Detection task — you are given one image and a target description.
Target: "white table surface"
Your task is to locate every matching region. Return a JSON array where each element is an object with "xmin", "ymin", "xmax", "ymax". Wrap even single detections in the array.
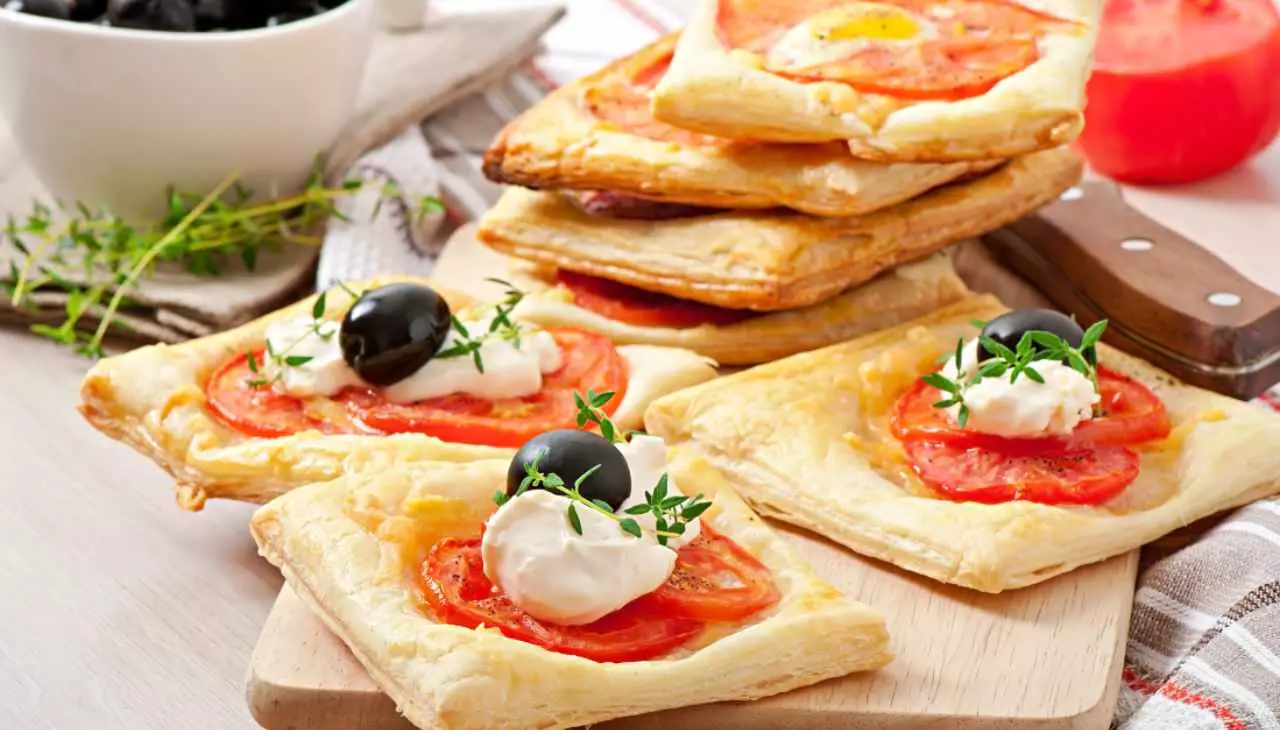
[{"xmin": 1, "ymin": 129, "xmax": 1277, "ymax": 730}]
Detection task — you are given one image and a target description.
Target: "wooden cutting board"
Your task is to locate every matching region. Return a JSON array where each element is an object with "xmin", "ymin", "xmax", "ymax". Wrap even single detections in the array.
[{"xmin": 245, "ymin": 230, "xmax": 1138, "ymax": 730}]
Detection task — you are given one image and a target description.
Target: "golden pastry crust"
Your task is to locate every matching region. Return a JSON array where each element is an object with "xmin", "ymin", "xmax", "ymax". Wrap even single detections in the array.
[
  {"xmin": 484, "ymin": 33, "xmax": 993, "ymax": 217},
  {"xmin": 651, "ymin": 0, "xmax": 1101, "ymax": 162},
  {"xmin": 79, "ymin": 276, "xmax": 716, "ymax": 511},
  {"xmin": 250, "ymin": 455, "xmax": 892, "ymax": 730},
  {"xmin": 512, "ymin": 251, "xmax": 972, "ymax": 365},
  {"xmin": 645, "ymin": 295, "xmax": 1280, "ymax": 592},
  {"xmin": 479, "ymin": 147, "xmax": 1081, "ymax": 311}
]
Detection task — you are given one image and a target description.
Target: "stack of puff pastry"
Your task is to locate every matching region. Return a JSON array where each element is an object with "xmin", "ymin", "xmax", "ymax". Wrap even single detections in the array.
[{"xmin": 476, "ymin": 32, "xmax": 1086, "ymax": 367}]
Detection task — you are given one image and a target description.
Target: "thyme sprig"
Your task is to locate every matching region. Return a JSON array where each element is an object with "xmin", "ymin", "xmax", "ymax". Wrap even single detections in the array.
[
  {"xmin": 434, "ymin": 278, "xmax": 526, "ymax": 374},
  {"xmin": 494, "ymin": 454, "xmax": 711, "ymax": 546},
  {"xmin": 574, "ymin": 388, "xmax": 623, "ymax": 444},
  {"xmin": 2, "ymin": 165, "xmax": 444, "ymax": 358},
  {"xmin": 621, "ymin": 474, "xmax": 712, "ymax": 547},
  {"xmin": 926, "ymin": 320, "xmax": 1109, "ymax": 427}
]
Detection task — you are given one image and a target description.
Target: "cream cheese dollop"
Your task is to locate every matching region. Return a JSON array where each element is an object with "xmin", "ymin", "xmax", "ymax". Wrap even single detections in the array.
[
  {"xmin": 261, "ymin": 313, "xmax": 561, "ymax": 403},
  {"xmin": 480, "ymin": 435, "xmax": 702, "ymax": 625},
  {"xmin": 940, "ymin": 340, "xmax": 1100, "ymax": 437},
  {"xmin": 262, "ymin": 318, "xmax": 364, "ymax": 397},
  {"xmin": 384, "ymin": 325, "xmax": 561, "ymax": 403}
]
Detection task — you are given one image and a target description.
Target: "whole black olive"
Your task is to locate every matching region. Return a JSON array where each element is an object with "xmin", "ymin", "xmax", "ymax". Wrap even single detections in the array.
[
  {"xmin": 339, "ymin": 283, "xmax": 452, "ymax": 387},
  {"xmin": 69, "ymin": 0, "xmax": 106, "ymax": 20},
  {"xmin": 10, "ymin": 0, "xmax": 72, "ymax": 19},
  {"xmin": 264, "ymin": 9, "xmax": 308, "ymax": 25},
  {"xmin": 192, "ymin": 0, "xmax": 227, "ymax": 29},
  {"xmin": 978, "ymin": 309, "xmax": 1095, "ymax": 364},
  {"xmin": 507, "ymin": 430, "xmax": 631, "ymax": 512},
  {"xmin": 107, "ymin": 0, "xmax": 195, "ymax": 30}
]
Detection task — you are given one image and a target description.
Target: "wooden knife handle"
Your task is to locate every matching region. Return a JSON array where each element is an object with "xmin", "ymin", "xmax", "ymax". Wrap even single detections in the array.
[{"xmin": 996, "ymin": 181, "xmax": 1280, "ymax": 368}]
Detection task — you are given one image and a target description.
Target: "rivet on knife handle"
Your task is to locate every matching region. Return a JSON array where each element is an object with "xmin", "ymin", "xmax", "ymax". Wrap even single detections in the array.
[{"xmin": 990, "ymin": 181, "xmax": 1280, "ymax": 369}]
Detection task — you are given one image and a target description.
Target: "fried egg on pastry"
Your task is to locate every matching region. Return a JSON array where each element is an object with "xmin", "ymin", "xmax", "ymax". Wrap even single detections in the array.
[
  {"xmin": 651, "ymin": 0, "xmax": 1100, "ymax": 162},
  {"xmin": 249, "ymin": 455, "xmax": 891, "ymax": 730},
  {"xmin": 644, "ymin": 296, "xmax": 1280, "ymax": 592},
  {"xmin": 78, "ymin": 276, "xmax": 716, "ymax": 510},
  {"xmin": 484, "ymin": 32, "xmax": 994, "ymax": 217},
  {"xmin": 478, "ymin": 147, "xmax": 1082, "ymax": 311}
]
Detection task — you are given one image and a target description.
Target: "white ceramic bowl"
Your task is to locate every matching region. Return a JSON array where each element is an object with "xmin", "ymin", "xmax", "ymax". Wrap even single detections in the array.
[{"xmin": 0, "ymin": 0, "xmax": 374, "ymax": 222}]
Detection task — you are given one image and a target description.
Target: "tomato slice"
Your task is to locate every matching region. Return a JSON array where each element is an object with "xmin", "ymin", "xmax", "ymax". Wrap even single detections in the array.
[
  {"xmin": 903, "ymin": 439, "xmax": 1141, "ymax": 505},
  {"xmin": 890, "ymin": 367, "xmax": 1170, "ymax": 448},
  {"xmin": 339, "ymin": 329, "xmax": 628, "ymax": 448},
  {"xmin": 418, "ymin": 538, "xmax": 704, "ymax": 663},
  {"xmin": 647, "ymin": 525, "xmax": 781, "ymax": 622},
  {"xmin": 581, "ymin": 41, "xmax": 726, "ymax": 147},
  {"xmin": 1078, "ymin": 0, "xmax": 1280, "ymax": 182},
  {"xmin": 557, "ymin": 270, "xmax": 758, "ymax": 329},
  {"xmin": 564, "ymin": 190, "xmax": 717, "ymax": 220},
  {"xmin": 717, "ymin": 0, "xmax": 1073, "ymax": 101},
  {"xmin": 205, "ymin": 353, "xmax": 361, "ymax": 438}
]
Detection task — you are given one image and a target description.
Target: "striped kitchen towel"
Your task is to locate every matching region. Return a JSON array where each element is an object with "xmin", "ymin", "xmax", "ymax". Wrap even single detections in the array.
[{"xmin": 315, "ymin": 2, "xmax": 1280, "ymax": 728}]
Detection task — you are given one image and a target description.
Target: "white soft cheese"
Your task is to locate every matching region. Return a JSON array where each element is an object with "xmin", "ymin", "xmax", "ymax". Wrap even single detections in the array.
[
  {"xmin": 615, "ymin": 434, "xmax": 701, "ymax": 549},
  {"xmin": 941, "ymin": 340, "xmax": 1099, "ymax": 437},
  {"xmin": 263, "ymin": 313, "xmax": 562, "ymax": 403},
  {"xmin": 481, "ymin": 434, "xmax": 703, "ymax": 625},
  {"xmin": 383, "ymin": 326, "xmax": 561, "ymax": 403},
  {"xmin": 263, "ymin": 317, "xmax": 364, "ymax": 397}
]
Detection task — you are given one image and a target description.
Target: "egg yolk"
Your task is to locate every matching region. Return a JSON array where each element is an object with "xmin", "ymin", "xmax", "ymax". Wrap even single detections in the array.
[{"xmin": 809, "ymin": 3, "xmax": 923, "ymax": 42}]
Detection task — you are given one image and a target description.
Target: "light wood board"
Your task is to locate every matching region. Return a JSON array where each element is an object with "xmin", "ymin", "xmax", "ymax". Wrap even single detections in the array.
[{"xmin": 246, "ymin": 231, "xmax": 1139, "ymax": 730}]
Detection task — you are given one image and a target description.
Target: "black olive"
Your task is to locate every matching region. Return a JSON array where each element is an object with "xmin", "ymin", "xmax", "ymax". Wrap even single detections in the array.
[
  {"xmin": 339, "ymin": 283, "xmax": 452, "ymax": 387},
  {"xmin": 264, "ymin": 9, "xmax": 308, "ymax": 25},
  {"xmin": 11, "ymin": 0, "xmax": 72, "ymax": 19},
  {"xmin": 978, "ymin": 309, "xmax": 1095, "ymax": 364},
  {"xmin": 69, "ymin": 0, "xmax": 106, "ymax": 20},
  {"xmin": 107, "ymin": 0, "xmax": 195, "ymax": 30},
  {"xmin": 191, "ymin": 0, "xmax": 228, "ymax": 29},
  {"xmin": 507, "ymin": 430, "xmax": 631, "ymax": 512}
]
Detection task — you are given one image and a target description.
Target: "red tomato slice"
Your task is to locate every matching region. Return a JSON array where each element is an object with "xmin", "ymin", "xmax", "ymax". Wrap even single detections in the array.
[
  {"xmin": 339, "ymin": 329, "xmax": 628, "ymax": 448},
  {"xmin": 890, "ymin": 366, "xmax": 1170, "ymax": 448},
  {"xmin": 903, "ymin": 439, "xmax": 1141, "ymax": 505},
  {"xmin": 205, "ymin": 353, "xmax": 362, "ymax": 438},
  {"xmin": 581, "ymin": 41, "xmax": 726, "ymax": 147},
  {"xmin": 1078, "ymin": 0, "xmax": 1280, "ymax": 183},
  {"xmin": 557, "ymin": 270, "xmax": 758, "ymax": 329},
  {"xmin": 717, "ymin": 0, "xmax": 1073, "ymax": 101},
  {"xmin": 417, "ymin": 538, "xmax": 704, "ymax": 663},
  {"xmin": 647, "ymin": 525, "xmax": 781, "ymax": 622}
]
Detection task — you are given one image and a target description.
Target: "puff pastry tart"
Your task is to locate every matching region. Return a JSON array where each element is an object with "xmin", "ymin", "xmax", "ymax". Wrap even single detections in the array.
[
  {"xmin": 251, "ymin": 420, "xmax": 891, "ymax": 730},
  {"xmin": 646, "ymin": 295, "xmax": 1280, "ymax": 592},
  {"xmin": 479, "ymin": 146, "xmax": 1080, "ymax": 311},
  {"xmin": 651, "ymin": 0, "xmax": 1101, "ymax": 162},
  {"xmin": 484, "ymin": 33, "xmax": 993, "ymax": 217},
  {"xmin": 511, "ymin": 251, "xmax": 971, "ymax": 366},
  {"xmin": 79, "ymin": 277, "xmax": 715, "ymax": 510}
]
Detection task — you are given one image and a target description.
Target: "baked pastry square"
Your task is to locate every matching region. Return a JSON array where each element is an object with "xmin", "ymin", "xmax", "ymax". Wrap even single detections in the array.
[
  {"xmin": 651, "ymin": 0, "xmax": 1100, "ymax": 162},
  {"xmin": 250, "ymin": 455, "xmax": 892, "ymax": 730},
  {"xmin": 645, "ymin": 295, "xmax": 1280, "ymax": 592},
  {"xmin": 479, "ymin": 146, "xmax": 1081, "ymax": 311},
  {"xmin": 511, "ymin": 250, "xmax": 973, "ymax": 365},
  {"xmin": 484, "ymin": 32, "xmax": 992, "ymax": 217},
  {"xmin": 79, "ymin": 276, "xmax": 716, "ymax": 510}
]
